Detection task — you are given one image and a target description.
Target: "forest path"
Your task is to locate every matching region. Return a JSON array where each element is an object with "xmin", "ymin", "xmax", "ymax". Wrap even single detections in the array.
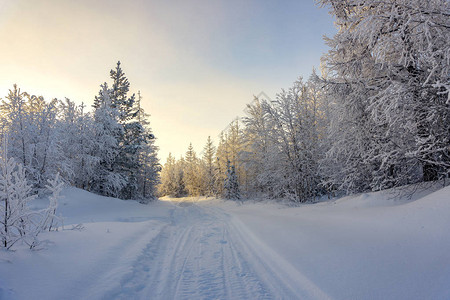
[{"xmin": 97, "ymin": 198, "xmax": 327, "ymax": 300}]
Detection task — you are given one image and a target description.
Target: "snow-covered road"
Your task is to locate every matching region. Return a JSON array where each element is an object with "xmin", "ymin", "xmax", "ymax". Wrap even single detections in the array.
[
  {"xmin": 1, "ymin": 186, "xmax": 449, "ymax": 300},
  {"xmin": 100, "ymin": 199, "xmax": 328, "ymax": 299}
]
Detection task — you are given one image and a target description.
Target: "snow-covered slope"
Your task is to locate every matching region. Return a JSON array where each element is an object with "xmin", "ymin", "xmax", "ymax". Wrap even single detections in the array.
[
  {"xmin": 1, "ymin": 185, "xmax": 449, "ymax": 299},
  {"xmin": 216, "ymin": 185, "xmax": 450, "ymax": 300}
]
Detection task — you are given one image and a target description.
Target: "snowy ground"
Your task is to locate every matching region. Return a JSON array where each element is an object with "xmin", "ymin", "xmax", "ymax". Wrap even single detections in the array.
[{"xmin": 1, "ymin": 185, "xmax": 449, "ymax": 300}]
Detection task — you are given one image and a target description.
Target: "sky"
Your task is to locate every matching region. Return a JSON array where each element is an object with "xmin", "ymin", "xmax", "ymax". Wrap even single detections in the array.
[{"xmin": 0, "ymin": 0, "xmax": 336, "ymax": 161}]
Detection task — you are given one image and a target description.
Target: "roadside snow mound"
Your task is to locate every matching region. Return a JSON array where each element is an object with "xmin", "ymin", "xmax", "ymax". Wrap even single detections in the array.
[{"xmin": 218, "ymin": 184, "xmax": 450, "ymax": 300}]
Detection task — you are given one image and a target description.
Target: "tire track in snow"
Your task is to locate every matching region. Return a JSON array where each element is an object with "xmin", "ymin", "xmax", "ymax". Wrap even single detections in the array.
[
  {"xmin": 101, "ymin": 225, "xmax": 172, "ymax": 300},
  {"xmin": 102, "ymin": 200, "xmax": 330, "ymax": 299},
  {"xmin": 206, "ymin": 205, "xmax": 332, "ymax": 300},
  {"xmin": 68, "ymin": 220, "xmax": 167, "ymax": 300}
]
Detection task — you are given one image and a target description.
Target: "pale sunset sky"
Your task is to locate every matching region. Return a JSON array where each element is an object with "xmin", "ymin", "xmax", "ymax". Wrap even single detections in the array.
[{"xmin": 0, "ymin": 0, "xmax": 336, "ymax": 161}]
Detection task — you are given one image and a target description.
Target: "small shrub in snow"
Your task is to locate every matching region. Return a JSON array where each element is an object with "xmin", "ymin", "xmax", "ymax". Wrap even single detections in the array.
[
  {"xmin": 43, "ymin": 173, "xmax": 63, "ymax": 232},
  {"xmin": 0, "ymin": 149, "xmax": 36, "ymax": 249},
  {"xmin": 0, "ymin": 141, "xmax": 61, "ymax": 250}
]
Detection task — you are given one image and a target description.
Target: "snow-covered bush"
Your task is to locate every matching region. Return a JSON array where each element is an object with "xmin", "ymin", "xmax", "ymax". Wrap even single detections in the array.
[
  {"xmin": 0, "ymin": 140, "xmax": 61, "ymax": 250},
  {"xmin": 43, "ymin": 173, "xmax": 63, "ymax": 232},
  {"xmin": 0, "ymin": 141, "xmax": 36, "ymax": 249}
]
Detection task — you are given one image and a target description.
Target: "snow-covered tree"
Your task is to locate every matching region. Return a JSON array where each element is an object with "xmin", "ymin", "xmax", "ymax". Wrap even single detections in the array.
[
  {"xmin": 318, "ymin": 0, "xmax": 450, "ymax": 191},
  {"xmin": 241, "ymin": 96, "xmax": 273, "ymax": 196},
  {"xmin": 110, "ymin": 61, "xmax": 136, "ymax": 123},
  {"xmin": 72, "ymin": 103, "xmax": 99, "ymax": 190},
  {"xmin": 93, "ymin": 64, "xmax": 160, "ymax": 200},
  {"xmin": 159, "ymin": 153, "xmax": 178, "ymax": 197},
  {"xmin": 0, "ymin": 135, "xmax": 64, "ymax": 250},
  {"xmin": 202, "ymin": 136, "xmax": 216, "ymax": 197},
  {"xmin": 1, "ymin": 63, "xmax": 160, "ymax": 203},
  {"xmin": 183, "ymin": 143, "xmax": 202, "ymax": 196},
  {"xmin": 215, "ymin": 120, "xmax": 246, "ymax": 197},
  {"xmin": 258, "ymin": 78, "xmax": 325, "ymax": 202},
  {"xmin": 214, "ymin": 132, "xmax": 228, "ymax": 197},
  {"xmin": 224, "ymin": 161, "xmax": 240, "ymax": 200},
  {"xmin": 0, "ymin": 141, "xmax": 36, "ymax": 249},
  {"xmin": 134, "ymin": 91, "xmax": 160, "ymax": 201},
  {"xmin": 56, "ymin": 99, "xmax": 99, "ymax": 187},
  {"xmin": 91, "ymin": 83, "xmax": 126, "ymax": 197},
  {"xmin": 174, "ymin": 157, "xmax": 187, "ymax": 197},
  {"xmin": 42, "ymin": 173, "xmax": 63, "ymax": 232},
  {"xmin": 109, "ymin": 61, "xmax": 143, "ymax": 199},
  {"xmin": 0, "ymin": 85, "xmax": 29, "ymax": 168},
  {"xmin": 0, "ymin": 87, "xmax": 63, "ymax": 192}
]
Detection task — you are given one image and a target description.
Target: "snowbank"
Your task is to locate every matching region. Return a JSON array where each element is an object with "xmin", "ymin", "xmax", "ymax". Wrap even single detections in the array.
[
  {"xmin": 1, "ymin": 188, "xmax": 173, "ymax": 299},
  {"xmin": 214, "ymin": 185, "xmax": 450, "ymax": 299}
]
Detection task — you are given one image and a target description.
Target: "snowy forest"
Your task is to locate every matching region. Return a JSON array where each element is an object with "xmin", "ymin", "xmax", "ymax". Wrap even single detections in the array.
[
  {"xmin": 0, "ymin": 62, "xmax": 160, "ymax": 202},
  {"xmin": 159, "ymin": 0, "xmax": 450, "ymax": 202},
  {"xmin": 1, "ymin": 0, "xmax": 450, "ymax": 298}
]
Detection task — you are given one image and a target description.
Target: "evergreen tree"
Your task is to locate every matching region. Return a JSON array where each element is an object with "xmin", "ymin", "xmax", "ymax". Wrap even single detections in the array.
[
  {"xmin": 91, "ymin": 83, "xmax": 125, "ymax": 197},
  {"xmin": 202, "ymin": 136, "xmax": 216, "ymax": 196},
  {"xmin": 159, "ymin": 153, "xmax": 177, "ymax": 197},
  {"xmin": 93, "ymin": 63, "xmax": 160, "ymax": 200},
  {"xmin": 184, "ymin": 143, "xmax": 202, "ymax": 196},
  {"xmin": 174, "ymin": 157, "xmax": 187, "ymax": 197},
  {"xmin": 109, "ymin": 62, "xmax": 140, "ymax": 199},
  {"xmin": 224, "ymin": 161, "xmax": 240, "ymax": 200},
  {"xmin": 214, "ymin": 132, "xmax": 228, "ymax": 197},
  {"xmin": 109, "ymin": 61, "xmax": 136, "ymax": 123}
]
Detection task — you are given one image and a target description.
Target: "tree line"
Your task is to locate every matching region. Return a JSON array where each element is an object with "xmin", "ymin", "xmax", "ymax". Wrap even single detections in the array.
[
  {"xmin": 159, "ymin": 0, "xmax": 449, "ymax": 202},
  {"xmin": 0, "ymin": 62, "xmax": 160, "ymax": 202}
]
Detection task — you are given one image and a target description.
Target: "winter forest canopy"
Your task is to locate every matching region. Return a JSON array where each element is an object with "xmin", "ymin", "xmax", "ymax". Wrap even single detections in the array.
[
  {"xmin": 1, "ymin": 0, "xmax": 449, "ymax": 214},
  {"xmin": 0, "ymin": 62, "xmax": 160, "ymax": 202}
]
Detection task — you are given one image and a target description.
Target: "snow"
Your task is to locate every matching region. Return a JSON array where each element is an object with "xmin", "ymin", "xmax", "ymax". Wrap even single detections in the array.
[
  {"xmin": 1, "ymin": 185, "xmax": 450, "ymax": 299},
  {"xmin": 219, "ymin": 185, "xmax": 450, "ymax": 299}
]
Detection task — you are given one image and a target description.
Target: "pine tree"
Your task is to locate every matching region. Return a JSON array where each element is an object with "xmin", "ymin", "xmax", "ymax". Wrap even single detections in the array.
[
  {"xmin": 202, "ymin": 136, "xmax": 216, "ymax": 197},
  {"xmin": 109, "ymin": 62, "xmax": 140, "ymax": 199},
  {"xmin": 174, "ymin": 157, "xmax": 187, "ymax": 197},
  {"xmin": 91, "ymin": 83, "xmax": 126, "ymax": 197},
  {"xmin": 224, "ymin": 161, "xmax": 240, "ymax": 200},
  {"xmin": 134, "ymin": 91, "xmax": 160, "ymax": 201},
  {"xmin": 109, "ymin": 61, "xmax": 136, "ymax": 123},
  {"xmin": 159, "ymin": 153, "xmax": 177, "ymax": 197},
  {"xmin": 215, "ymin": 121, "xmax": 243, "ymax": 197},
  {"xmin": 184, "ymin": 143, "xmax": 202, "ymax": 196},
  {"xmin": 215, "ymin": 132, "xmax": 228, "ymax": 197},
  {"xmin": 94, "ymin": 63, "xmax": 160, "ymax": 200}
]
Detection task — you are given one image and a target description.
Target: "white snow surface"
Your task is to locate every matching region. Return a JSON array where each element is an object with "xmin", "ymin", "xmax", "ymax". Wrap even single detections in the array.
[{"xmin": 1, "ymin": 185, "xmax": 449, "ymax": 300}]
